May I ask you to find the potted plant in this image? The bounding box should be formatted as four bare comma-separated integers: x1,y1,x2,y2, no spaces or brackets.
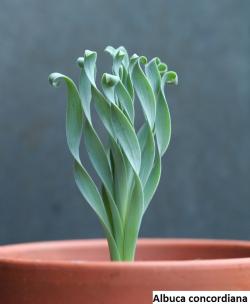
0,46,250,304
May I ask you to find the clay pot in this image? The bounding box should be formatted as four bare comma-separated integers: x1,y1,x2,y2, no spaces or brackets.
0,239,250,303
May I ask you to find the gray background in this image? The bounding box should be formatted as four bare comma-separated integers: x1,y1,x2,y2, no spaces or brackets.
0,0,249,245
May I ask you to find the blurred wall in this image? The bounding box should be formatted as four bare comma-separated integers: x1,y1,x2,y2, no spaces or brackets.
0,0,249,244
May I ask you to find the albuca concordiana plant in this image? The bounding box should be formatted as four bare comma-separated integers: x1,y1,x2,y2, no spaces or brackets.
49,46,178,261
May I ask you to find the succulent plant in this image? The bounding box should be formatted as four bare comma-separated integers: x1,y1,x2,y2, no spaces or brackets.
49,46,178,261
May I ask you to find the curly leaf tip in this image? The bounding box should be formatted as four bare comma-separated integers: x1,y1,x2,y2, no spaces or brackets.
102,73,119,87
77,57,84,68
166,71,178,85
48,72,64,88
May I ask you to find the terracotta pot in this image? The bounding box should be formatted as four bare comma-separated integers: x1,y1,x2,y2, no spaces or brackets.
0,239,250,304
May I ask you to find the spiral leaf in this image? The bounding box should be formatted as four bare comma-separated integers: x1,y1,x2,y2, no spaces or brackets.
132,57,156,130
48,72,120,260
111,103,141,174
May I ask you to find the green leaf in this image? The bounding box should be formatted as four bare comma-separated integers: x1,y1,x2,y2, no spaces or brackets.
132,57,156,129
118,46,130,69
78,54,113,135
78,60,92,123
120,64,127,84
104,45,116,56
155,92,171,156
84,119,113,195
77,50,97,86
101,184,124,255
101,184,113,232
122,152,135,210
129,53,139,74
106,47,125,75
115,80,134,123
48,73,82,163
74,161,120,260
101,73,120,104
113,50,126,75
145,58,161,95
123,174,144,260
145,58,173,155
125,69,134,101
143,149,161,212
92,87,113,135
158,62,168,75
165,70,178,85
111,103,141,174
155,72,172,156
105,46,130,71
73,161,111,232
138,123,155,186
105,232,121,261
109,138,128,223
49,72,120,260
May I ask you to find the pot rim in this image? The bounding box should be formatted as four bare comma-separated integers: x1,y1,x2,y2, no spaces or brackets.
1,238,250,268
